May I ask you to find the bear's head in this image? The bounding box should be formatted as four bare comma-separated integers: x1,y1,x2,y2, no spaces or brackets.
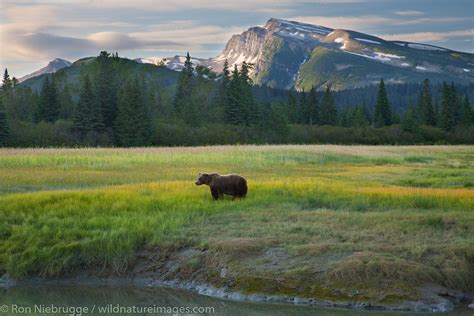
195,173,213,186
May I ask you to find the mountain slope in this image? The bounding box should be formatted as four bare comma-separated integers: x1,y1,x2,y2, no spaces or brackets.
20,56,180,97
19,58,72,83
207,18,473,90
137,18,472,90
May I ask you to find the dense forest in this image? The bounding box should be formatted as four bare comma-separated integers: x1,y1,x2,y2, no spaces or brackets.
0,51,473,147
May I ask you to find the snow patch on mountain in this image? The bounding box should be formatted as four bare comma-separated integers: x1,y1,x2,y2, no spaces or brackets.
408,43,447,51
344,51,404,63
355,38,381,45
375,52,405,60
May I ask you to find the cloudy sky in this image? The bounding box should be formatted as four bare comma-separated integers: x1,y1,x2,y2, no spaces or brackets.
1,0,473,77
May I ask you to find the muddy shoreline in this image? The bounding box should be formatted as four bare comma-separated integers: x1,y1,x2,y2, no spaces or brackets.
2,273,472,313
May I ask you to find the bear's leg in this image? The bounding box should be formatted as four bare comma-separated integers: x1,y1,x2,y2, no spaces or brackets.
211,187,219,200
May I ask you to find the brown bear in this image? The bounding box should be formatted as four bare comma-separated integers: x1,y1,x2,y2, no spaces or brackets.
195,173,247,200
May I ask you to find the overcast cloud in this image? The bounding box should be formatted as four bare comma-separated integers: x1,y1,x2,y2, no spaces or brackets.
1,0,472,77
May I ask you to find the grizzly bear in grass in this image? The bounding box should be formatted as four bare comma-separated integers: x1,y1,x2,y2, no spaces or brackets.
195,173,247,200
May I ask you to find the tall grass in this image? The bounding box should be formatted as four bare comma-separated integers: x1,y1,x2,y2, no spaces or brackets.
0,145,473,294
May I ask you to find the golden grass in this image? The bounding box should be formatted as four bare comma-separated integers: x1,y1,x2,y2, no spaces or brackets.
0,145,473,300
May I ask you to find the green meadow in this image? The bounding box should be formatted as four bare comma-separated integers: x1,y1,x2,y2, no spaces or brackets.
0,145,473,303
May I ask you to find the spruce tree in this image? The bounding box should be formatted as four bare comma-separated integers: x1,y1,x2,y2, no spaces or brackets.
2,69,12,91
320,86,337,125
114,78,151,146
307,87,319,125
240,62,258,125
72,75,103,138
96,51,117,128
417,79,436,126
174,52,195,122
286,91,298,124
298,90,307,124
221,59,230,102
59,85,74,119
36,76,60,122
0,98,9,146
226,65,243,125
352,104,370,127
401,101,418,133
440,82,455,131
460,95,472,126
374,78,391,127
450,82,461,126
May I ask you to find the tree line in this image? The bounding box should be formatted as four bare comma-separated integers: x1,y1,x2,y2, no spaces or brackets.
0,51,473,147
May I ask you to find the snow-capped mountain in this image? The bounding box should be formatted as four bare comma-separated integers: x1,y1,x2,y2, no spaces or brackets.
19,58,72,83
20,19,473,91
139,18,472,90
135,56,210,71
210,18,473,90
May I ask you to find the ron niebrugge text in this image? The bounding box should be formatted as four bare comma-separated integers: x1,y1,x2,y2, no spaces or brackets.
2,304,215,315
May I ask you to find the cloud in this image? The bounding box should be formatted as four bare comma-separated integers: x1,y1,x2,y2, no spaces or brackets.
71,0,367,12
0,18,243,62
378,29,474,42
0,29,183,61
394,10,424,16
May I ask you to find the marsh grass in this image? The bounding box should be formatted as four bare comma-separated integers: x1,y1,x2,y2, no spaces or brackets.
0,145,473,297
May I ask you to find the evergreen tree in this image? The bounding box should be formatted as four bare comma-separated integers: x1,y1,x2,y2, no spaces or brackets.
417,79,436,126
114,78,152,146
2,69,12,91
320,86,337,125
58,85,74,119
440,82,455,131
174,52,196,123
0,97,9,146
72,75,104,138
460,95,472,126
214,59,230,117
401,101,418,133
307,87,319,125
240,62,258,125
184,51,193,74
374,78,392,127
226,65,243,124
96,51,117,128
286,91,298,124
36,76,60,122
450,82,461,125
298,89,307,124
352,104,370,127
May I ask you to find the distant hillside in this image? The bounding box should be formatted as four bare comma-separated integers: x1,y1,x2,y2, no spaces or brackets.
21,56,180,96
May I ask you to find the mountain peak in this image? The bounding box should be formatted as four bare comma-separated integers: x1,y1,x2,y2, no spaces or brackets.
19,58,72,83
49,58,72,66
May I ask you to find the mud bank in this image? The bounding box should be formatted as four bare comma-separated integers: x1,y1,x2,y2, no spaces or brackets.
2,271,472,313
